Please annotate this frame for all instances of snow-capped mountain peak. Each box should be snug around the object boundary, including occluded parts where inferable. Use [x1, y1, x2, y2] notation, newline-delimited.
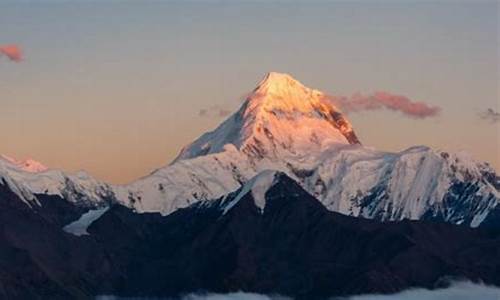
[0, 154, 115, 208]
[0, 155, 48, 173]
[252, 71, 315, 105]
[174, 72, 360, 163]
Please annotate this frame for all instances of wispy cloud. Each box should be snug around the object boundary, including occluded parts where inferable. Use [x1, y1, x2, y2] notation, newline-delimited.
[479, 108, 500, 123]
[198, 105, 232, 118]
[326, 91, 441, 119]
[0, 45, 22, 62]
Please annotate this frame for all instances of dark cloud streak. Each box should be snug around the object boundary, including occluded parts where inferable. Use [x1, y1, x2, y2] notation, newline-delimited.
[479, 108, 500, 123]
[198, 105, 232, 118]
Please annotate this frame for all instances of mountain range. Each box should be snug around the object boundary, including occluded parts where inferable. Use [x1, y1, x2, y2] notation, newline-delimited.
[0, 72, 499, 299]
[1, 72, 498, 226]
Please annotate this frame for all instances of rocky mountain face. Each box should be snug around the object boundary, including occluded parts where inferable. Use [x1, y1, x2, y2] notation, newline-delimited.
[0, 181, 114, 299]
[0, 171, 499, 299]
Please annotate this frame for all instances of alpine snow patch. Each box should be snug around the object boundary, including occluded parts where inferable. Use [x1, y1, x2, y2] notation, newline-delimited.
[222, 170, 279, 214]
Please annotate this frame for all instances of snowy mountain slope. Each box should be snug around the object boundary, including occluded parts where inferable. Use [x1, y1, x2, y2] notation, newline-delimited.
[0, 155, 48, 173]
[173, 72, 359, 163]
[119, 141, 498, 226]
[63, 206, 110, 236]
[219, 169, 280, 215]
[0, 155, 115, 208]
[118, 72, 499, 227]
[117, 72, 363, 213]
[303, 145, 499, 226]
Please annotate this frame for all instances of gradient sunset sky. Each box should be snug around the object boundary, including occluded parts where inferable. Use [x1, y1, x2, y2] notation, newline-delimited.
[0, 1, 498, 183]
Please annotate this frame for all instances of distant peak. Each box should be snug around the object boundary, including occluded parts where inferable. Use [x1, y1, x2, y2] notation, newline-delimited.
[0, 155, 48, 173]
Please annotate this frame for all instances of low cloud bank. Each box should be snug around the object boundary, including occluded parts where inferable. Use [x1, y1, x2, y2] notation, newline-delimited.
[340, 281, 500, 300]
[97, 293, 290, 300]
[183, 282, 500, 300]
[97, 281, 500, 300]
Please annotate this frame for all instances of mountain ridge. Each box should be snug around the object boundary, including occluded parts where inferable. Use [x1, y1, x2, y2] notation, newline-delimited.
[0, 72, 498, 228]
[118, 73, 498, 225]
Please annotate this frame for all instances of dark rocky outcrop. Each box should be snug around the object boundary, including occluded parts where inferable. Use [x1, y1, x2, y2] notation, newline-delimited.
[0, 174, 499, 299]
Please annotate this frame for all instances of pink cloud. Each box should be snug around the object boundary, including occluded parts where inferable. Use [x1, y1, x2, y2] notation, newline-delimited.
[0, 45, 22, 62]
[327, 91, 441, 119]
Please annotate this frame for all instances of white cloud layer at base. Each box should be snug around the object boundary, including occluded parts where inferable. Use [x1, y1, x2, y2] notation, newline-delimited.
[96, 281, 500, 300]
[341, 281, 500, 300]
[183, 282, 500, 300]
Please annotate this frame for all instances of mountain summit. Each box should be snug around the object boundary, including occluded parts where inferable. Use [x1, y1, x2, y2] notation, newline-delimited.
[174, 72, 359, 163]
